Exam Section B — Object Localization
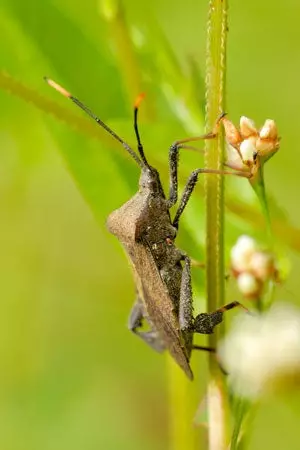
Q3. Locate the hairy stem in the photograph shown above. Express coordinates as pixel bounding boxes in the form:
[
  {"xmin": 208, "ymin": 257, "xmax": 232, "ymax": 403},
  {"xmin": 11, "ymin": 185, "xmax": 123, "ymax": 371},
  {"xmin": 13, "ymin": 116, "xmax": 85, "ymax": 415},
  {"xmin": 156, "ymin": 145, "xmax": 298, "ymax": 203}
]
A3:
[{"xmin": 205, "ymin": 0, "xmax": 228, "ymax": 449}]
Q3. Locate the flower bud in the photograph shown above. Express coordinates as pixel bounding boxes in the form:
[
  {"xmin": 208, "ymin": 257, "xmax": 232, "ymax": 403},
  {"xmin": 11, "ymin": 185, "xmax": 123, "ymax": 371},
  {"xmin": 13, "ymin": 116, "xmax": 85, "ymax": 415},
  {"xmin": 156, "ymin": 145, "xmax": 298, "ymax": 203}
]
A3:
[
  {"xmin": 240, "ymin": 116, "xmax": 257, "ymax": 138},
  {"xmin": 231, "ymin": 235, "xmax": 258, "ymax": 272},
  {"xmin": 250, "ymin": 251, "xmax": 274, "ymax": 282},
  {"xmin": 259, "ymin": 119, "xmax": 278, "ymax": 140},
  {"xmin": 222, "ymin": 118, "xmax": 242, "ymax": 146},
  {"xmin": 256, "ymin": 139, "xmax": 279, "ymax": 158},
  {"xmin": 240, "ymin": 137, "xmax": 257, "ymax": 162},
  {"xmin": 226, "ymin": 144, "xmax": 245, "ymax": 170},
  {"xmin": 237, "ymin": 272, "xmax": 260, "ymax": 297}
]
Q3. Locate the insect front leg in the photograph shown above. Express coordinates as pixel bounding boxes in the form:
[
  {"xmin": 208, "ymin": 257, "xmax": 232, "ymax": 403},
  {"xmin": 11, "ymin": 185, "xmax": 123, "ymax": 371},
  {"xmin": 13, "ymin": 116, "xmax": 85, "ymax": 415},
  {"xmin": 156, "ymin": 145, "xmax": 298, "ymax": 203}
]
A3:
[
  {"xmin": 128, "ymin": 297, "xmax": 166, "ymax": 353},
  {"xmin": 166, "ymin": 132, "xmax": 216, "ymax": 210}
]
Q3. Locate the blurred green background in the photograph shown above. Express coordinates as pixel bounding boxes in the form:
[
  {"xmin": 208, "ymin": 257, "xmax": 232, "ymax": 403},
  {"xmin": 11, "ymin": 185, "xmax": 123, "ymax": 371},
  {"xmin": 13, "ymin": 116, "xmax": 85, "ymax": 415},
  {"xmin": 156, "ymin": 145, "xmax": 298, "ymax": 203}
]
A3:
[{"xmin": 1, "ymin": 0, "xmax": 300, "ymax": 449}]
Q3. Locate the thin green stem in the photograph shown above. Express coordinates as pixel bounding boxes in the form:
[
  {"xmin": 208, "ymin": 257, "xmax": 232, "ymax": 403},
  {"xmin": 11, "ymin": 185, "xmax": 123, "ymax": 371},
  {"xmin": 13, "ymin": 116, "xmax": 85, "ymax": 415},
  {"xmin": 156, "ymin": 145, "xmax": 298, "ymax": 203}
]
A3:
[
  {"xmin": 205, "ymin": 0, "xmax": 227, "ymax": 336},
  {"xmin": 230, "ymin": 398, "xmax": 246, "ymax": 450},
  {"xmin": 250, "ymin": 163, "xmax": 273, "ymax": 242},
  {"xmin": 205, "ymin": 0, "xmax": 228, "ymax": 449}
]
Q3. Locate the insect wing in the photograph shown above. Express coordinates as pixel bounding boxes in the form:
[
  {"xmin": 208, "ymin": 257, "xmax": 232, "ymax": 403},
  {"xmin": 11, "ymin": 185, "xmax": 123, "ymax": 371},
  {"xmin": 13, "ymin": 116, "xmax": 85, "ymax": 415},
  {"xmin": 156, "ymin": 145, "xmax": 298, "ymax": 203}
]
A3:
[{"xmin": 132, "ymin": 240, "xmax": 193, "ymax": 380}]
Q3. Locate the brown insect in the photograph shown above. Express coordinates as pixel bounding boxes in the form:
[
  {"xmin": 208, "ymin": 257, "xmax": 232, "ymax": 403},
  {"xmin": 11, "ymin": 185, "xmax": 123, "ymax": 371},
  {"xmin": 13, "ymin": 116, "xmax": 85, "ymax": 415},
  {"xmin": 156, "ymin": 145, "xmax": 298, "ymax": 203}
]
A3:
[{"xmin": 45, "ymin": 78, "xmax": 256, "ymax": 379}]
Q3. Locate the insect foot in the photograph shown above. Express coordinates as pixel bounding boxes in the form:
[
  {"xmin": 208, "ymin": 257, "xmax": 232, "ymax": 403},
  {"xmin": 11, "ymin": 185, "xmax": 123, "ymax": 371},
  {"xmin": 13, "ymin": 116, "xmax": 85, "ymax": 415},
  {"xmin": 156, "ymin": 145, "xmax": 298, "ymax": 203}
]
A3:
[{"xmin": 193, "ymin": 310, "xmax": 224, "ymax": 334}]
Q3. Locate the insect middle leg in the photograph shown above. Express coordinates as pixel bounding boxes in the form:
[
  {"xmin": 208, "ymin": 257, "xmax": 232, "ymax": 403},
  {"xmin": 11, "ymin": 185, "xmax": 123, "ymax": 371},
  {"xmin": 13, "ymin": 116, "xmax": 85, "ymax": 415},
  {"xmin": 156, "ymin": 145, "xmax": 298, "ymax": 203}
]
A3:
[
  {"xmin": 179, "ymin": 255, "xmax": 223, "ymax": 335},
  {"xmin": 128, "ymin": 297, "xmax": 166, "ymax": 353},
  {"xmin": 178, "ymin": 254, "xmax": 247, "ymax": 352}
]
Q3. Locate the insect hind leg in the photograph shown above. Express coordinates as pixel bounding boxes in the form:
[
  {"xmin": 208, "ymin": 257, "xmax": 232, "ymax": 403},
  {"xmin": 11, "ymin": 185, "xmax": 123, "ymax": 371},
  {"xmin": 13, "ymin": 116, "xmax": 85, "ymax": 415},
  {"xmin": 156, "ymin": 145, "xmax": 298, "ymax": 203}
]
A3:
[
  {"xmin": 179, "ymin": 254, "xmax": 248, "ymax": 338},
  {"xmin": 193, "ymin": 301, "xmax": 249, "ymax": 334},
  {"xmin": 128, "ymin": 298, "xmax": 166, "ymax": 353}
]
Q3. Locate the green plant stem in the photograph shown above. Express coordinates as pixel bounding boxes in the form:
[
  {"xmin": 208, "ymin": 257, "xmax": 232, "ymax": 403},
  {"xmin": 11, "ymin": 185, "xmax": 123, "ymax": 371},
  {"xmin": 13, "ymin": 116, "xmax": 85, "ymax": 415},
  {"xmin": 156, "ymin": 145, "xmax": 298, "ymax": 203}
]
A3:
[
  {"xmin": 250, "ymin": 163, "xmax": 272, "ymax": 242},
  {"xmin": 230, "ymin": 398, "xmax": 246, "ymax": 450},
  {"xmin": 205, "ymin": 0, "xmax": 227, "ymax": 333},
  {"xmin": 205, "ymin": 0, "xmax": 228, "ymax": 449}
]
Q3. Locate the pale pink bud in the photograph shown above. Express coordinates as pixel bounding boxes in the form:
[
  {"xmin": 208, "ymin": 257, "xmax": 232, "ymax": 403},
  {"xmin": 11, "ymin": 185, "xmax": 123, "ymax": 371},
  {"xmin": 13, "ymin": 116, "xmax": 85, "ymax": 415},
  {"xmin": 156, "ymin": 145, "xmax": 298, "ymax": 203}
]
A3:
[
  {"xmin": 240, "ymin": 137, "xmax": 257, "ymax": 162},
  {"xmin": 259, "ymin": 119, "xmax": 278, "ymax": 140},
  {"xmin": 222, "ymin": 118, "xmax": 242, "ymax": 146},
  {"xmin": 255, "ymin": 138, "xmax": 278, "ymax": 154},
  {"xmin": 250, "ymin": 252, "xmax": 274, "ymax": 281},
  {"xmin": 231, "ymin": 235, "xmax": 258, "ymax": 272},
  {"xmin": 237, "ymin": 272, "xmax": 260, "ymax": 297},
  {"xmin": 240, "ymin": 116, "xmax": 257, "ymax": 138}
]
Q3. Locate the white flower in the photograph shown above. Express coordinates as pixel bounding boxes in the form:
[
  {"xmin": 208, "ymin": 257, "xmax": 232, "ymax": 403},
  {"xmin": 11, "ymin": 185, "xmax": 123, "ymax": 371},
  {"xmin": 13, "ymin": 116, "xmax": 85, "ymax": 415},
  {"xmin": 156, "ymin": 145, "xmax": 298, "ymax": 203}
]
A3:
[
  {"xmin": 237, "ymin": 272, "xmax": 260, "ymax": 297},
  {"xmin": 230, "ymin": 235, "xmax": 276, "ymax": 298},
  {"xmin": 231, "ymin": 235, "xmax": 258, "ymax": 272},
  {"xmin": 259, "ymin": 119, "xmax": 278, "ymax": 140},
  {"xmin": 240, "ymin": 138, "xmax": 257, "ymax": 163},
  {"xmin": 218, "ymin": 303, "xmax": 300, "ymax": 399},
  {"xmin": 249, "ymin": 251, "xmax": 274, "ymax": 281},
  {"xmin": 221, "ymin": 115, "xmax": 280, "ymax": 175},
  {"xmin": 240, "ymin": 116, "xmax": 257, "ymax": 138}
]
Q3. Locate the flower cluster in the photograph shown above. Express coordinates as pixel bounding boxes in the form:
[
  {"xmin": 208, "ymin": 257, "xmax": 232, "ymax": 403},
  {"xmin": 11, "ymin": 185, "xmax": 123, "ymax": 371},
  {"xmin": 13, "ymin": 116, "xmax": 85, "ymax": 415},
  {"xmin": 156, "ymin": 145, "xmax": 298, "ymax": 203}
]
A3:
[
  {"xmin": 221, "ymin": 116, "xmax": 280, "ymax": 174},
  {"xmin": 218, "ymin": 303, "xmax": 300, "ymax": 399},
  {"xmin": 230, "ymin": 235, "xmax": 276, "ymax": 298}
]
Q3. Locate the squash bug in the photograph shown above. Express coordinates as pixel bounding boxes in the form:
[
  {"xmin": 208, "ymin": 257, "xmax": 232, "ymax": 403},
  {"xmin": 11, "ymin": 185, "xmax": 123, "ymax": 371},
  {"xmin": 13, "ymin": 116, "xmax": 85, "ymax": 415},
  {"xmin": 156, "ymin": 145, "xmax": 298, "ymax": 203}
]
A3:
[{"xmin": 45, "ymin": 78, "xmax": 245, "ymax": 379}]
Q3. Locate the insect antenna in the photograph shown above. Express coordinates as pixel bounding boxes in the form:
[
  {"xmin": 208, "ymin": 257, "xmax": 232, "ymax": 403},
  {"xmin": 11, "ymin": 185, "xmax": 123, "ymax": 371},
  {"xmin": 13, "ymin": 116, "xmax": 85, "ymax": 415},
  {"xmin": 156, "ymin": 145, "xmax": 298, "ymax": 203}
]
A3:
[
  {"xmin": 133, "ymin": 93, "xmax": 150, "ymax": 168},
  {"xmin": 44, "ymin": 77, "xmax": 144, "ymax": 168}
]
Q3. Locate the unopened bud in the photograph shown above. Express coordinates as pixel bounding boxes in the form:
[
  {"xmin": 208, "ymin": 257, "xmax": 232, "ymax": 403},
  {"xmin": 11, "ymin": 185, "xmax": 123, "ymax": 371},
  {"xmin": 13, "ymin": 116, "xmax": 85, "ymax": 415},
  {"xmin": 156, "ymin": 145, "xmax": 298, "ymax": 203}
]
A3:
[
  {"xmin": 231, "ymin": 235, "xmax": 258, "ymax": 272},
  {"xmin": 240, "ymin": 137, "xmax": 256, "ymax": 162},
  {"xmin": 259, "ymin": 119, "xmax": 278, "ymax": 140},
  {"xmin": 222, "ymin": 118, "xmax": 242, "ymax": 146},
  {"xmin": 240, "ymin": 116, "xmax": 257, "ymax": 138},
  {"xmin": 250, "ymin": 252, "xmax": 274, "ymax": 282},
  {"xmin": 255, "ymin": 138, "xmax": 278, "ymax": 155},
  {"xmin": 237, "ymin": 272, "xmax": 260, "ymax": 297}
]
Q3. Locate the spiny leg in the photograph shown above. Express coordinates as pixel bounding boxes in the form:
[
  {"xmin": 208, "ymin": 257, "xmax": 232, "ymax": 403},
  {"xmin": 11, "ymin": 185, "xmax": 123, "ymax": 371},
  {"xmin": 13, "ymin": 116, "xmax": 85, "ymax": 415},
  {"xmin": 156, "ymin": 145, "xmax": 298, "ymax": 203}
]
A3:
[
  {"xmin": 128, "ymin": 298, "xmax": 166, "ymax": 353},
  {"xmin": 178, "ymin": 254, "xmax": 194, "ymax": 354},
  {"xmin": 166, "ymin": 113, "xmax": 227, "ymax": 210},
  {"xmin": 178, "ymin": 253, "xmax": 221, "ymax": 337},
  {"xmin": 178, "ymin": 255, "xmax": 249, "ymax": 353},
  {"xmin": 191, "ymin": 302, "xmax": 249, "ymax": 374},
  {"xmin": 178, "ymin": 254, "xmax": 222, "ymax": 355},
  {"xmin": 166, "ymin": 132, "xmax": 216, "ymax": 209},
  {"xmin": 172, "ymin": 167, "xmax": 250, "ymax": 229}
]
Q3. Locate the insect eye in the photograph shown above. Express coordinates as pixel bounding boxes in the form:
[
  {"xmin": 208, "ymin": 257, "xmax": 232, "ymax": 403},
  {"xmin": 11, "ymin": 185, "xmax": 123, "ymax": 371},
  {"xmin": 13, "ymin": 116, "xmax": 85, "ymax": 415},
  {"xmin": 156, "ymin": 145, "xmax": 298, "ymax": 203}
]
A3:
[{"xmin": 166, "ymin": 237, "xmax": 173, "ymax": 246}]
